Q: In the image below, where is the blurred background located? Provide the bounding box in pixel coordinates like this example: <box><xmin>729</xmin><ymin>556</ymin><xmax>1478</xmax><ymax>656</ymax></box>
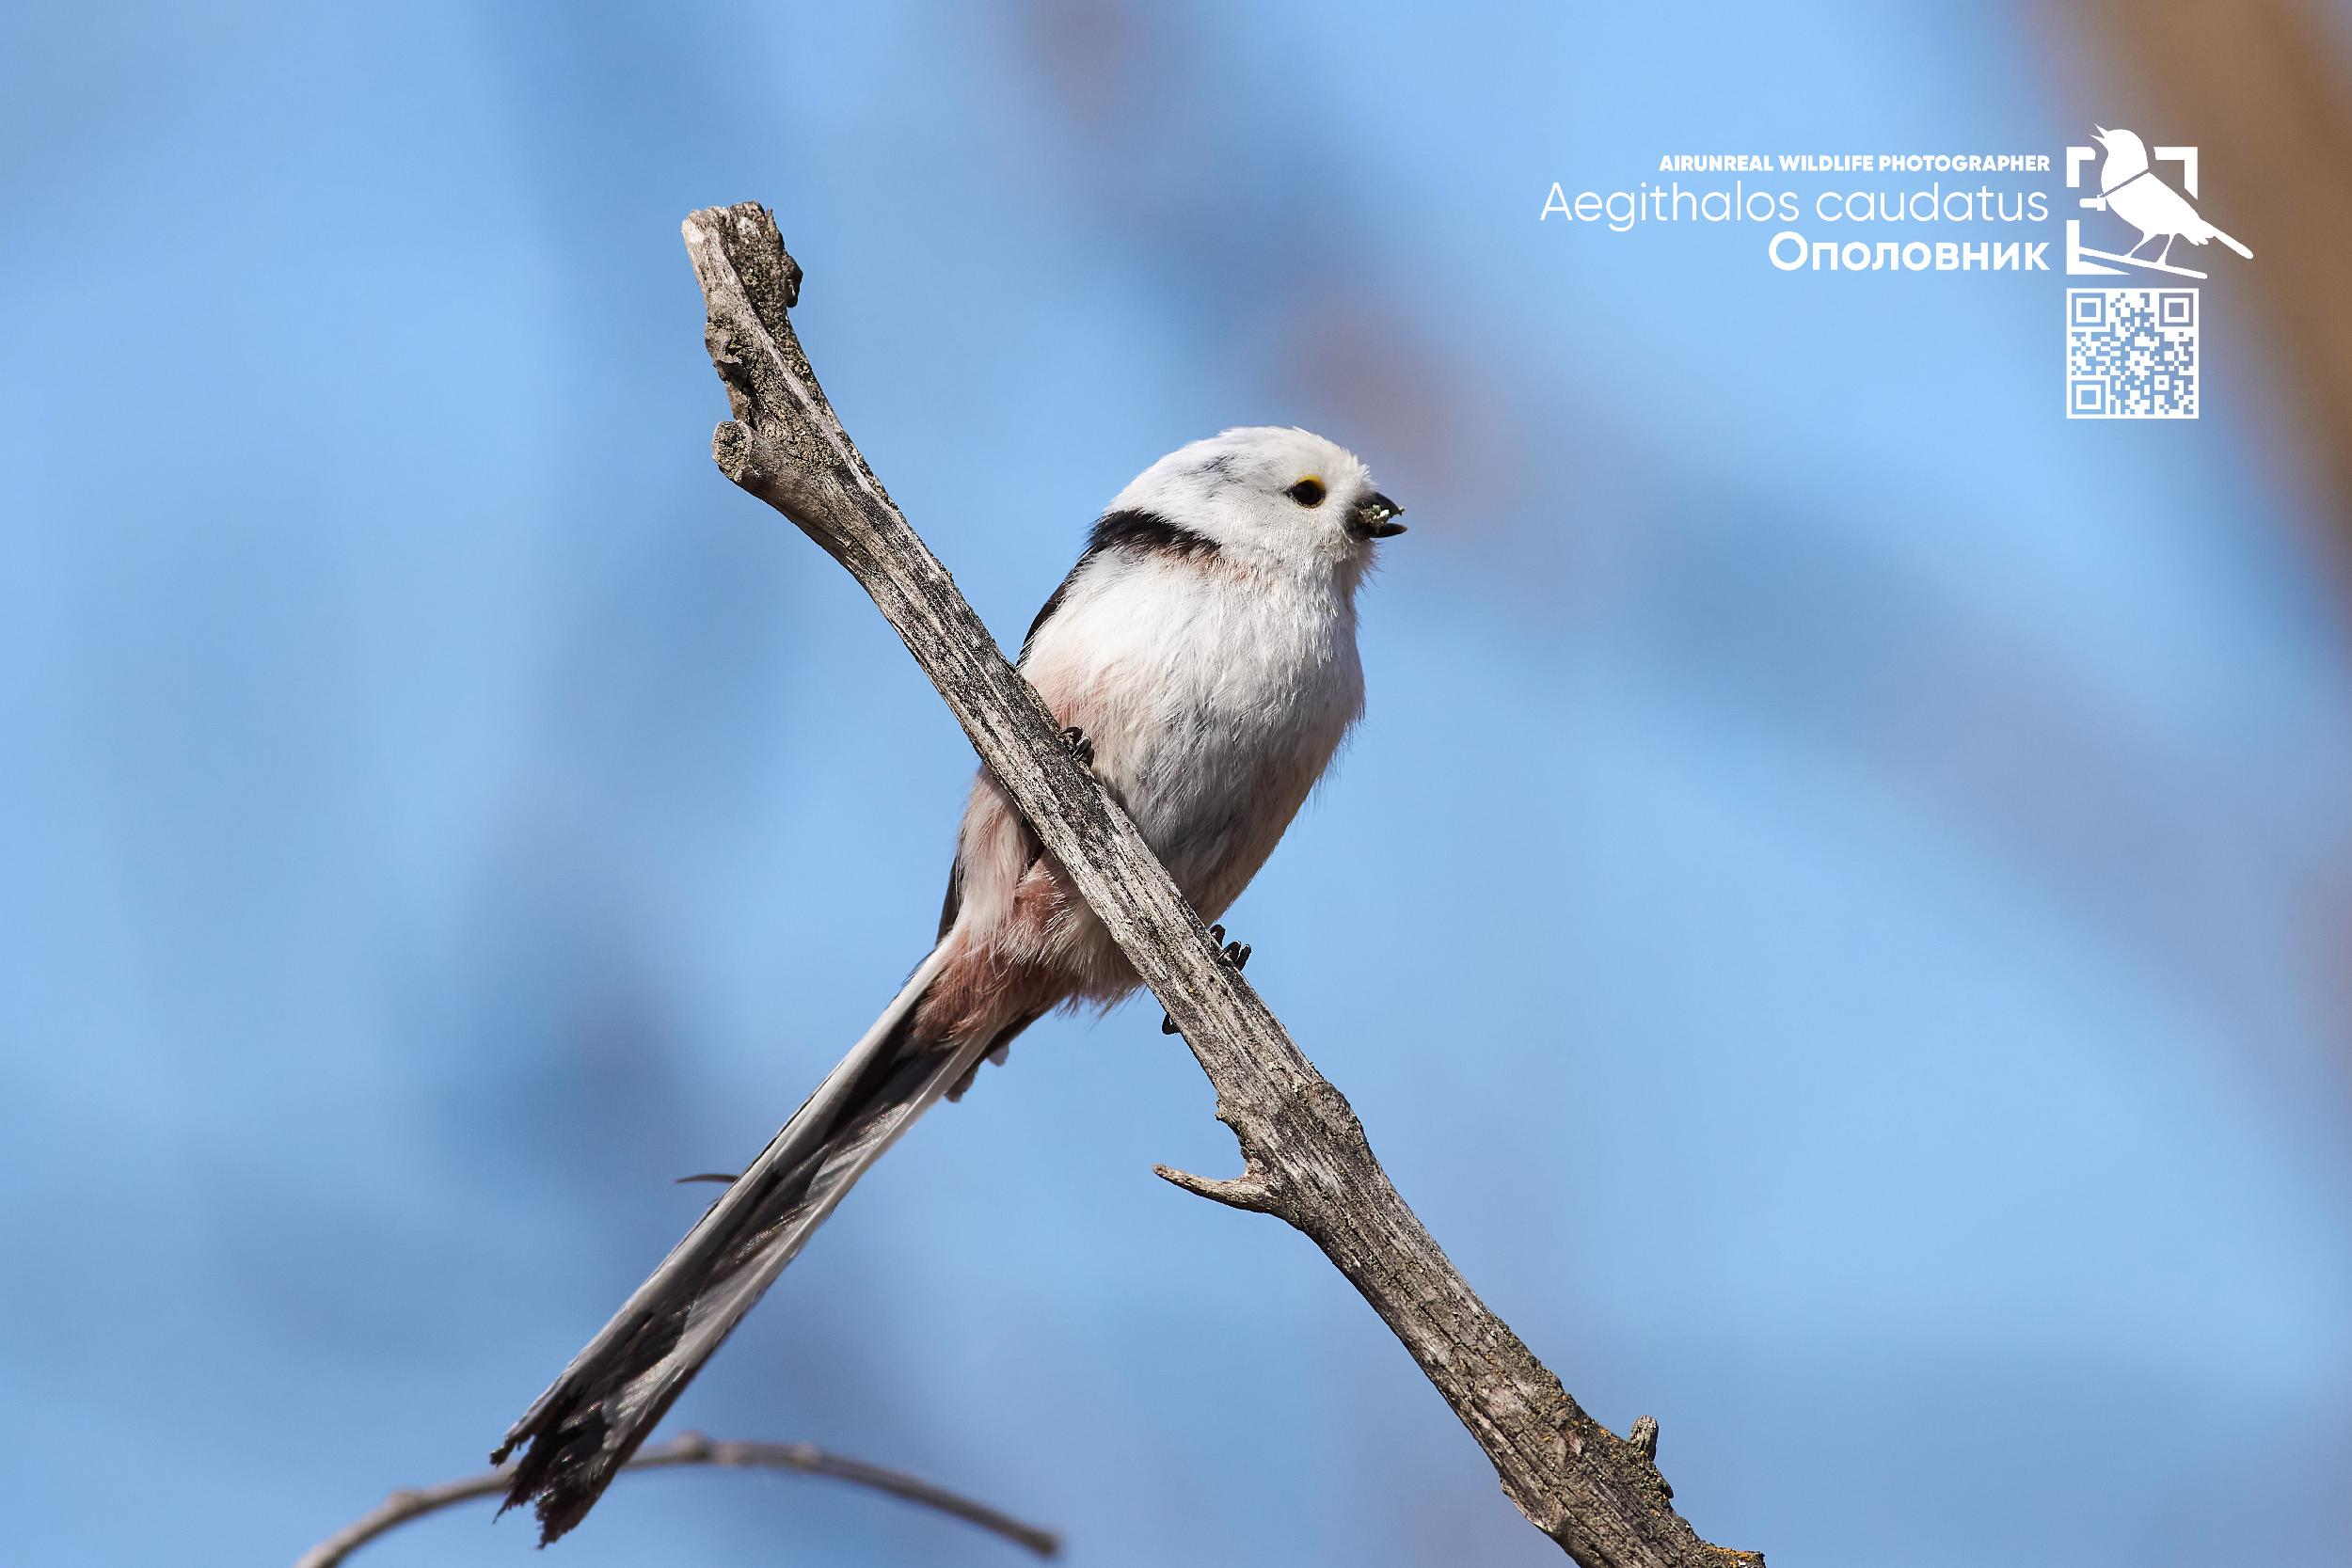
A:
<box><xmin>6</xmin><ymin>3</ymin><xmax>2350</xmax><ymax>1564</ymax></box>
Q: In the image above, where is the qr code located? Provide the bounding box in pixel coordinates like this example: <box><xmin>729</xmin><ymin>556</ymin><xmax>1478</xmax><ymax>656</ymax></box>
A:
<box><xmin>2066</xmin><ymin>288</ymin><xmax>2197</xmax><ymax>419</ymax></box>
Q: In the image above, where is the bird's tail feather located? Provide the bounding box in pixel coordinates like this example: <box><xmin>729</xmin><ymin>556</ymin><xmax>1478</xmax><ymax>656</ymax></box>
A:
<box><xmin>2213</xmin><ymin>227</ymin><xmax>2252</xmax><ymax>259</ymax></box>
<box><xmin>493</xmin><ymin>942</ymin><xmax>988</xmax><ymax>1543</ymax></box>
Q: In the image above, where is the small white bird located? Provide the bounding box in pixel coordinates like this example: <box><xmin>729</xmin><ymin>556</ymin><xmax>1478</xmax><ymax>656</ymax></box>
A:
<box><xmin>497</xmin><ymin>426</ymin><xmax>1405</xmax><ymax>1539</ymax></box>
<box><xmin>2082</xmin><ymin>126</ymin><xmax>2252</xmax><ymax>268</ymax></box>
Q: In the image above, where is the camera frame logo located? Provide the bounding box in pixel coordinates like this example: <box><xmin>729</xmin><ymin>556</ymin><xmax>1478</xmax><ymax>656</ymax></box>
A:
<box><xmin>2061</xmin><ymin>128</ymin><xmax>2250</xmax><ymax>420</ymax></box>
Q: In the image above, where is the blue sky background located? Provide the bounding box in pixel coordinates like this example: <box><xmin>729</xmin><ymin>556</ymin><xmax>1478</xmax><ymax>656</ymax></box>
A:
<box><xmin>6</xmin><ymin>3</ymin><xmax>2350</xmax><ymax>1565</ymax></box>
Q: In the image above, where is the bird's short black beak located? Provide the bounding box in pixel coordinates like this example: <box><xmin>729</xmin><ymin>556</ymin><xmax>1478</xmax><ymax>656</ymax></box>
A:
<box><xmin>1351</xmin><ymin>492</ymin><xmax>1406</xmax><ymax>540</ymax></box>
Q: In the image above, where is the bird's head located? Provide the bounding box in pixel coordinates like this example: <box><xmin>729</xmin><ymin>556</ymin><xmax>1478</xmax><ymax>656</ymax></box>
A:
<box><xmin>1108</xmin><ymin>426</ymin><xmax>1405</xmax><ymax>578</ymax></box>
<box><xmin>2091</xmin><ymin>126</ymin><xmax>2151</xmax><ymax>167</ymax></box>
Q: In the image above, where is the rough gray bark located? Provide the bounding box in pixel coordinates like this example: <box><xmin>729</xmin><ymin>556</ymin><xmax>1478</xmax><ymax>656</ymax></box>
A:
<box><xmin>294</xmin><ymin>1433</ymin><xmax>1060</xmax><ymax>1566</ymax></box>
<box><xmin>683</xmin><ymin>201</ymin><xmax>1763</xmax><ymax>1568</ymax></box>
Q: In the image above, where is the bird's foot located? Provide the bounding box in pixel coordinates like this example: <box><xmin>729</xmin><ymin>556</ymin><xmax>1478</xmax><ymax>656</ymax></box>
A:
<box><xmin>1161</xmin><ymin>927</ymin><xmax>1250</xmax><ymax>1034</ymax></box>
<box><xmin>1061</xmin><ymin>726</ymin><xmax>1095</xmax><ymax>769</ymax></box>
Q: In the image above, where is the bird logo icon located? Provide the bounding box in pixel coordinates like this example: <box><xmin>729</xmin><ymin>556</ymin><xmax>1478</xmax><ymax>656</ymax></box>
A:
<box><xmin>2073</xmin><ymin>126</ymin><xmax>2251</xmax><ymax>278</ymax></box>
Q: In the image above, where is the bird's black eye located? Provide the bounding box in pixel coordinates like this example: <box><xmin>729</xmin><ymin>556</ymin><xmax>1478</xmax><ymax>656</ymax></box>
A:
<box><xmin>1285</xmin><ymin>477</ymin><xmax>1327</xmax><ymax>508</ymax></box>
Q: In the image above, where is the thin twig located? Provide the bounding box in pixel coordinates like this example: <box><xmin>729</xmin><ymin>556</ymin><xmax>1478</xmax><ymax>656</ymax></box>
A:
<box><xmin>679</xmin><ymin>200</ymin><xmax>1763</xmax><ymax>1568</ymax></box>
<box><xmin>294</xmin><ymin>1433</ymin><xmax>1060</xmax><ymax>1567</ymax></box>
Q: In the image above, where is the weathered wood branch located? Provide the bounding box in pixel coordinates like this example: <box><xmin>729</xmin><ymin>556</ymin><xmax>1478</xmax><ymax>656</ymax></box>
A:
<box><xmin>682</xmin><ymin>201</ymin><xmax>1761</xmax><ymax>1568</ymax></box>
<box><xmin>294</xmin><ymin>1432</ymin><xmax>1060</xmax><ymax>1567</ymax></box>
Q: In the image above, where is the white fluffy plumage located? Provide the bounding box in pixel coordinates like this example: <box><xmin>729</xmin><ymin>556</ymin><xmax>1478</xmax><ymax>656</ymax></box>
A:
<box><xmin>947</xmin><ymin>425</ymin><xmax>1401</xmax><ymax>1021</ymax></box>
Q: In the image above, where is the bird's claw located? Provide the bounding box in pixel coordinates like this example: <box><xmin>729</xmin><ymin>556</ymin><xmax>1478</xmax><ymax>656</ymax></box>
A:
<box><xmin>1161</xmin><ymin>927</ymin><xmax>1249</xmax><ymax>1034</ymax></box>
<box><xmin>1061</xmin><ymin>727</ymin><xmax>1095</xmax><ymax>768</ymax></box>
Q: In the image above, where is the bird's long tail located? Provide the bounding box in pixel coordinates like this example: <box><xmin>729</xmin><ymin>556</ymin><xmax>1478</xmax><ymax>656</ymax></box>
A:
<box><xmin>493</xmin><ymin>942</ymin><xmax>989</xmax><ymax>1543</ymax></box>
<box><xmin>2212</xmin><ymin>226</ymin><xmax>2252</xmax><ymax>259</ymax></box>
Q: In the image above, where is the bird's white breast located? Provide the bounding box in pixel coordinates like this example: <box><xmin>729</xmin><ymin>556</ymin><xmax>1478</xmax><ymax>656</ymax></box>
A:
<box><xmin>1023</xmin><ymin>549</ymin><xmax>1364</xmax><ymax>916</ymax></box>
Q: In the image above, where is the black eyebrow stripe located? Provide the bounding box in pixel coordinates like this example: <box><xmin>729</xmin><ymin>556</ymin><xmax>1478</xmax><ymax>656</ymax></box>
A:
<box><xmin>1087</xmin><ymin>507</ymin><xmax>1220</xmax><ymax>561</ymax></box>
<box><xmin>1021</xmin><ymin>509</ymin><xmax>1218</xmax><ymax>660</ymax></box>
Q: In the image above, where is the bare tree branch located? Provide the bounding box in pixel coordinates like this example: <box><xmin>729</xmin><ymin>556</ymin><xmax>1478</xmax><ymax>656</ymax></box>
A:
<box><xmin>294</xmin><ymin>1432</ymin><xmax>1061</xmax><ymax>1567</ymax></box>
<box><xmin>681</xmin><ymin>200</ymin><xmax>1762</xmax><ymax>1568</ymax></box>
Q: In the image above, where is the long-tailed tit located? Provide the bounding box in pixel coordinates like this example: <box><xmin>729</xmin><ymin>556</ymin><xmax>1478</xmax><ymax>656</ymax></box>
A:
<box><xmin>497</xmin><ymin>426</ymin><xmax>1405</xmax><ymax>1537</ymax></box>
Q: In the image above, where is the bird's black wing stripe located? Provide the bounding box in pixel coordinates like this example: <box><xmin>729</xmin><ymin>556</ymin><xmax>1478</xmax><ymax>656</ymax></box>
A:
<box><xmin>1020</xmin><ymin>508</ymin><xmax>1216</xmax><ymax>662</ymax></box>
<box><xmin>936</xmin><ymin>858</ymin><xmax>961</xmax><ymax>940</ymax></box>
<box><xmin>1020</xmin><ymin>562</ymin><xmax>1085</xmax><ymax>663</ymax></box>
